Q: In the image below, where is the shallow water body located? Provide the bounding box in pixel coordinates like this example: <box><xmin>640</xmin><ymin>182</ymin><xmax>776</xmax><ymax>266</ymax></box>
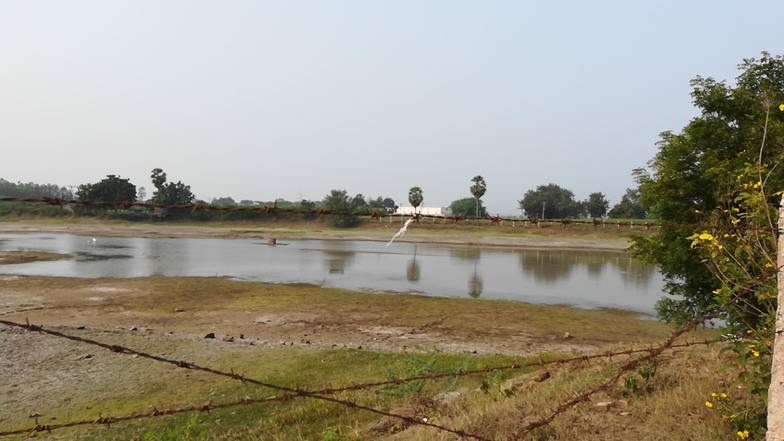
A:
<box><xmin>0</xmin><ymin>233</ymin><xmax>668</xmax><ymax>314</ymax></box>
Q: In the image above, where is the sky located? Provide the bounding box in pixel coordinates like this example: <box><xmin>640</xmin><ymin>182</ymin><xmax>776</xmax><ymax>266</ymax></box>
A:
<box><xmin>1</xmin><ymin>1</ymin><xmax>781</xmax><ymax>215</ymax></box>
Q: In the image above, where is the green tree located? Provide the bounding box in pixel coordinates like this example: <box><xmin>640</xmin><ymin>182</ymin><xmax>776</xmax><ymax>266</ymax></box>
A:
<box><xmin>450</xmin><ymin>197</ymin><xmax>487</xmax><ymax>217</ymax></box>
<box><xmin>148</xmin><ymin>168</ymin><xmax>194</xmax><ymax>220</ymax></box>
<box><xmin>351</xmin><ymin>194</ymin><xmax>367</xmax><ymax>210</ymax></box>
<box><xmin>74</xmin><ymin>175</ymin><xmax>136</xmax><ymax>215</ymax></box>
<box><xmin>632</xmin><ymin>52</ymin><xmax>784</xmax><ymax>324</ymax></box>
<box><xmin>408</xmin><ymin>187</ymin><xmax>423</xmax><ymax>212</ymax></box>
<box><xmin>470</xmin><ymin>175</ymin><xmax>487</xmax><ymax>218</ymax></box>
<box><xmin>367</xmin><ymin>196</ymin><xmax>397</xmax><ymax>214</ymax></box>
<box><xmin>607</xmin><ymin>189</ymin><xmax>645</xmax><ymax>219</ymax></box>
<box><xmin>0</xmin><ymin>179</ymin><xmax>70</xmax><ymax>199</ymax></box>
<box><xmin>518</xmin><ymin>184</ymin><xmax>581</xmax><ymax>219</ymax></box>
<box><xmin>149</xmin><ymin>168</ymin><xmax>194</xmax><ymax>206</ymax></box>
<box><xmin>322</xmin><ymin>190</ymin><xmax>361</xmax><ymax>228</ymax></box>
<box><xmin>584</xmin><ymin>192</ymin><xmax>609</xmax><ymax>218</ymax></box>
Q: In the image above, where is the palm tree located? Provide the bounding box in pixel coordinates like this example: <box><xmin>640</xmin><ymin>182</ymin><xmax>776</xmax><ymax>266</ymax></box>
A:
<box><xmin>408</xmin><ymin>187</ymin><xmax>423</xmax><ymax>213</ymax></box>
<box><xmin>470</xmin><ymin>175</ymin><xmax>487</xmax><ymax>221</ymax></box>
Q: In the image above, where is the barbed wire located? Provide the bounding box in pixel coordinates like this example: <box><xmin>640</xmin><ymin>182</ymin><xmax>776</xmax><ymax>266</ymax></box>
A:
<box><xmin>509</xmin><ymin>269</ymin><xmax>777</xmax><ymax>439</ymax></box>
<box><xmin>0</xmin><ymin>197</ymin><xmax>775</xmax><ymax>231</ymax></box>
<box><xmin>0</xmin><ymin>319</ymin><xmax>720</xmax><ymax>397</ymax></box>
<box><xmin>0</xmin><ymin>317</ymin><xmax>722</xmax><ymax>439</ymax></box>
<box><xmin>0</xmin><ymin>270</ymin><xmax>774</xmax><ymax>439</ymax></box>
<box><xmin>0</xmin><ymin>390</ymin><xmax>491</xmax><ymax>440</ymax></box>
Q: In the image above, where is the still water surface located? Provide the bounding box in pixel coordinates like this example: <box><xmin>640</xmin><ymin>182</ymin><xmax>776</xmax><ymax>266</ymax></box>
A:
<box><xmin>0</xmin><ymin>233</ymin><xmax>667</xmax><ymax>313</ymax></box>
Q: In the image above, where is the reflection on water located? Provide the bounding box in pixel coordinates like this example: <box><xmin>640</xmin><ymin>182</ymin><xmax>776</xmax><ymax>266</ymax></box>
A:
<box><xmin>0</xmin><ymin>233</ymin><xmax>669</xmax><ymax>313</ymax></box>
<box><xmin>468</xmin><ymin>270</ymin><xmax>483</xmax><ymax>299</ymax></box>
<box><xmin>450</xmin><ymin>247</ymin><xmax>481</xmax><ymax>261</ymax></box>
<box><xmin>407</xmin><ymin>247</ymin><xmax>421</xmax><ymax>282</ymax></box>
<box><xmin>518</xmin><ymin>250</ymin><xmax>574</xmax><ymax>283</ymax></box>
<box><xmin>516</xmin><ymin>249</ymin><xmax>656</xmax><ymax>288</ymax></box>
<box><xmin>321</xmin><ymin>242</ymin><xmax>355</xmax><ymax>274</ymax></box>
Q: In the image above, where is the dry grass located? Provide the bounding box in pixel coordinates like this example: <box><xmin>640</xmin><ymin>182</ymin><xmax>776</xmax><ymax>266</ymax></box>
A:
<box><xmin>393</xmin><ymin>344</ymin><xmax>738</xmax><ymax>441</ymax></box>
<box><xmin>0</xmin><ymin>276</ymin><xmax>733</xmax><ymax>441</ymax></box>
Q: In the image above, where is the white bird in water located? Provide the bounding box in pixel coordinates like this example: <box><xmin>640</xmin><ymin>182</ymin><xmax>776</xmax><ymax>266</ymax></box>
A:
<box><xmin>385</xmin><ymin>218</ymin><xmax>413</xmax><ymax>247</ymax></box>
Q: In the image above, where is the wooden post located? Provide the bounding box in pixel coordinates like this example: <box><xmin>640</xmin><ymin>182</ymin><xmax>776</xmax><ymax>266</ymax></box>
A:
<box><xmin>767</xmin><ymin>194</ymin><xmax>784</xmax><ymax>440</ymax></box>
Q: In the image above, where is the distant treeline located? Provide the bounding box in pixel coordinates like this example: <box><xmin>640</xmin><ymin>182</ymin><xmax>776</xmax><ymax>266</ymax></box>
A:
<box><xmin>0</xmin><ymin>174</ymin><xmax>398</xmax><ymax>227</ymax></box>
<box><xmin>0</xmin><ymin>179</ymin><xmax>75</xmax><ymax>217</ymax></box>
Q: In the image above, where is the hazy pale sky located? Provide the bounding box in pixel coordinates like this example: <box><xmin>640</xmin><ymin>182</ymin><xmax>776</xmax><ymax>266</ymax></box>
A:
<box><xmin>1</xmin><ymin>1</ymin><xmax>781</xmax><ymax>214</ymax></box>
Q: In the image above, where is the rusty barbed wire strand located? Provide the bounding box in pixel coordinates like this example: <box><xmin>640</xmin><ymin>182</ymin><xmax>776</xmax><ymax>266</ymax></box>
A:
<box><xmin>0</xmin><ymin>319</ymin><xmax>489</xmax><ymax>440</ymax></box>
<box><xmin>0</xmin><ymin>319</ymin><xmax>723</xmax><ymax>440</ymax></box>
<box><xmin>0</xmin><ymin>197</ymin><xmax>775</xmax><ymax>231</ymax></box>
<box><xmin>0</xmin><ymin>384</ymin><xmax>494</xmax><ymax>440</ymax></box>
<box><xmin>0</xmin><ymin>389</ymin><xmax>492</xmax><ymax>440</ymax></box>
<box><xmin>508</xmin><ymin>269</ymin><xmax>777</xmax><ymax>439</ymax></box>
<box><xmin>0</xmin><ymin>319</ymin><xmax>721</xmax><ymax>395</ymax></box>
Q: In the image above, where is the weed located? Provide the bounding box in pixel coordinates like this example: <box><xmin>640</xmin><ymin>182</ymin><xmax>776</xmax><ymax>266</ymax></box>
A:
<box><xmin>321</xmin><ymin>426</ymin><xmax>363</xmax><ymax>441</ymax></box>
<box><xmin>376</xmin><ymin>346</ymin><xmax>473</xmax><ymax>397</ymax></box>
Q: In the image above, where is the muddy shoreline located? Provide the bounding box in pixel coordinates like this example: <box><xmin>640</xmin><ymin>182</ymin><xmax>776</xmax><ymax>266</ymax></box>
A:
<box><xmin>0</xmin><ymin>221</ymin><xmax>631</xmax><ymax>251</ymax></box>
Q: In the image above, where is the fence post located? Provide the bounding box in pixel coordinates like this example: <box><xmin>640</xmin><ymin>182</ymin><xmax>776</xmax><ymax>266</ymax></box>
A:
<box><xmin>768</xmin><ymin>194</ymin><xmax>784</xmax><ymax>440</ymax></box>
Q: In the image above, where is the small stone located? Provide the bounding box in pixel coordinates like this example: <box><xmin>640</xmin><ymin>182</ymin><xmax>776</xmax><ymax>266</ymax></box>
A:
<box><xmin>174</xmin><ymin>309</ymin><xmax>185</xmax><ymax>312</ymax></box>
<box><xmin>204</xmin><ymin>333</ymin><xmax>216</xmax><ymax>339</ymax></box>
<box><xmin>222</xmin><ymin>336</ymin><xmax>234</xmax><ymax>342</ymax></box>
<box><xmin>239</xmin><ymin>334</ymin><xmax>245</xmax><ymax>339</ymax></box>
<box><xmin>131</xmin><ymin>354</ymin><xmax>139</xmax><ymax>358</ymax></box>
<box><xmin>280</xmin><ymin>341</ymin><xmax>286</xmax><ymax>345</ymax></box>
<box><xmin>29</xmin><ymin>413</ymin><xmax>42</xmax><ymax>419</ymax></box>
<box><xmin>502</xmin><ymin>379</ymin><xmax>516</xmax><ymax>392</ymax></box>
<box><xmin>564</xmin><ymin>332</ymin><xmax>573</xmax><ymax>339</ymax></box>
<box><xmin>76</xmin><ymin>326</ymin><xmax>85</xmax><ymax>330</ymax></box>
<box><xmin>619</xmin><ymin>411</ymin><xmax>631</xmax><ymax>416</ymax></box>
<box><xmin>535</xmin><ymin>369</ymin><xmax>551</xmax><ymax>382</ymax></box>
<box><xmin>84</xmin><ymin>354</ymin><xmax>93</xmax><ymax>360</ymax></box>
<box><xmin>594</xmin><ymin>401</ymin><xmax>615</xmax><ymax>412</ymax></box>
<box><xmin>214</xmin><ymin>418</ymin><xmax>221</xmax><ymax>424</ymax></box>
<box><xmin>131</xmin><ymin>326</ymin><xmax>138</xmax><ymax>331</ymax></box>
<box><xmin>357</xmin><ymin>345</ymin><xmax>362</xmax><ymax>350</ymax></box>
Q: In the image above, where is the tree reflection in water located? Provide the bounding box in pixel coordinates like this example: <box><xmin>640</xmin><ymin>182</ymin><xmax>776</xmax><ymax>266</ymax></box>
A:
<box><xmin>450</xmin><ymin>247</ymin><xmax>481</xmax><ymax>262</ymax></box>
<box><xmin>607</xmin><ymin>255</ymin><xmax>655</xmax><ymax>286</ymax></box>
<box><xmin>322</xmin><ymin>249</ymin><xmax>355</xmax><ymax>274</ymax></box>
<box><xmin>517</xmin><ymin>249</ymin><xmax>653</xmax><ymax>285</ymax></box>
<box><xmin>407</xmin><ymin>246</ymin><xmax>420</xmax><ymax>282</ymax></box>
<box><xmin>517</xmin><ymin>249</ymin><xmax>575</xmax><ymax>283</ymax></box>
<box><xmin>468</xmin><ymin>261</ymin><xmax>482</xmax><ymax>298</ymax></box>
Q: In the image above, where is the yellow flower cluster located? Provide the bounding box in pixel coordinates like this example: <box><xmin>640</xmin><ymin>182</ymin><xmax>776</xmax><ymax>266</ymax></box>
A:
<box><xmin>738</xmin><ymin>430</ymin><xmax>750</xmax><ymax>439</ymax></box>
<box><xmin>705</xmin><ymin>401</ymin><xmax>714</xmax><ymax>408</ymax></box>
<box><xmin>698</xmin><ymin>233</ymin><xmax>714</xmax><ymax>241</ymax></box>
<box><xmin>780</xmin><ymin>103</ymin><xmax>784</xmax><ymax>111</ymax></box>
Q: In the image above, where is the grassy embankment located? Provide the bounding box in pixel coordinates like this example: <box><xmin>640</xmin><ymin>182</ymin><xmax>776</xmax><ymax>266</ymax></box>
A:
<box><xmin>0</xmin><ymin>214</ymin><xmax>653</xmax><ymax>244</ymax></box>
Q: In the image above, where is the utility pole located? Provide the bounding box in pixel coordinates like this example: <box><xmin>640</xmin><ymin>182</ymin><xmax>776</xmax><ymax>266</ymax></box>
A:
<box><xmin>541</xmin><ymin>202</ymin><xmax>546</xmax><ymax>219</ymax></box>
<box><xmin>767</xmin><ymin>193</ymin><xmax>784</xmax><ymax>440</ymax></box>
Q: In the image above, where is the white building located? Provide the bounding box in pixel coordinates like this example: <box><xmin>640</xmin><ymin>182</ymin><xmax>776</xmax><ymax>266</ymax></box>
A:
<box><xmin>396</xmin><ymin>206</ymin><xmax>452</xmax><ymax>217</ymax></box>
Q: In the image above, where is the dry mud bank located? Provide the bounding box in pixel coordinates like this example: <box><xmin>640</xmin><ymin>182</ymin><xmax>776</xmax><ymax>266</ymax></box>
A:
<box><xmin>0</xmin><ymin>221</ymin><xmax>631</xmax><ymax>251</ymax></box>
